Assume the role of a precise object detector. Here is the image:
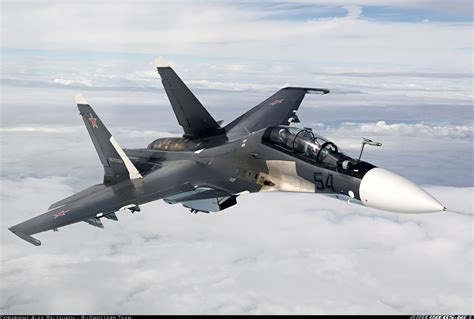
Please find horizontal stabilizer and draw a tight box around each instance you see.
[76,94,142,185]
[157,66,224,138]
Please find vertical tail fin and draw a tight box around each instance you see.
[156,60,224,139]
[76,94,142,185]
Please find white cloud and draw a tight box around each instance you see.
[329,121,474,139]
[0,126,81,133]
[0,83,471,186]
[1,1,472,72]
[1,175,472,314]
[187,79,276,91]
[53,78,92,87]
[0,95,472,313]
[343,5,363,19]
[1,2,472,312]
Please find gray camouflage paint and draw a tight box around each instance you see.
[9,66,372,246]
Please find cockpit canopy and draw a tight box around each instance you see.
[262,126,349,168]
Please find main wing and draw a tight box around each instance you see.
[9,181,197,246]
[224,87,329,140]
[8,94,199,246]
[8,161,198,246]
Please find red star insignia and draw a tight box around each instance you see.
[270,99,284,106]
[53,210,68,219]
[88,113,98,128]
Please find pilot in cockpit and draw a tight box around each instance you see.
[278,128,292,148]
[269,126,345,167]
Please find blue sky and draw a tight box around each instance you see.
[1,0,473,315]
[1,1,472,69]
[240,1,473,22]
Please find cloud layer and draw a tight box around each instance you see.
[1,0,472,314]
[1,176,472,314]
[1,86,472,313]
[1,1,472,72]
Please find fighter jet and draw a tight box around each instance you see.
[9,62,447,246]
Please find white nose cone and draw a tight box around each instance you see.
[359,168,445,213]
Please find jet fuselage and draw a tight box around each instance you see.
[9,63,447,246]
